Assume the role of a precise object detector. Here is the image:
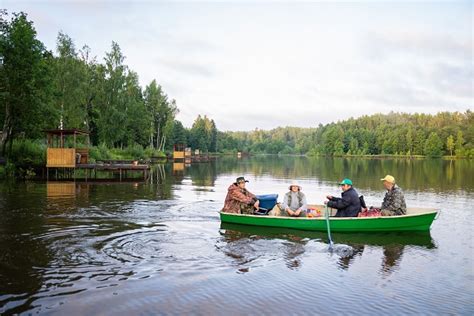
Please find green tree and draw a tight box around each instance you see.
[123,70,150,147]
[406,126,413,155]
[424,132,443,157]
[51,32,87,129]
[169,120,187,148]
[78,44,100,145]
[96,41,128,147]
[413,129,425,155]
[144,80,178,151]
[207,118,218,152]
[455,130,464,157]
[446,135,455,156]
[349,137,358,154]
[189,115,209,152]
[0,11,55,155]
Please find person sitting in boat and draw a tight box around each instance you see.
[281,183,307,217]
[221,176,260,214]
[379,175,407,216]
[324,178,361,217]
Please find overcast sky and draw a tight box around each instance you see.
[4,0,473,131]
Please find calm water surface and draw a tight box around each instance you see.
[1,157,473,315]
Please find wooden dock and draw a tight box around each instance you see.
[44,129,149,181]
[47,163,149,181]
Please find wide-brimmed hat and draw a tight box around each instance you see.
[380,175,395,184]
[289,183,302,190]
[235,176,249,184]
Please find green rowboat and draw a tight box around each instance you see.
[220,206,439,232]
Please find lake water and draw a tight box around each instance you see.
[1,157,473,315]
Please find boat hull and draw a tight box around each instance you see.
[220,210,438,232]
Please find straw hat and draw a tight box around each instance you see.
[289,183,302,191]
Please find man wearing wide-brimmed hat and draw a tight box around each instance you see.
[379,175,406,216]
[221,176,259,214]
[281,183,307,217]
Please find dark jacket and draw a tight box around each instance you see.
[327,187,361,217]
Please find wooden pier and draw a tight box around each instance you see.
[45,129,149,181]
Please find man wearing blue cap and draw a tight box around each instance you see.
[324,178,361,217]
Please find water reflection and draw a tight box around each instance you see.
[381,244,404,275]
[215,156,474,192]
[219,222,435,274]
[188,161,218,187]
[217,224,308,272]
[336,245,364,270]
[0,182,51,314]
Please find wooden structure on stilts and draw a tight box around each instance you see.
[45,129,149,181]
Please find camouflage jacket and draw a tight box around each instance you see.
[221,183,257,214]
[381,185,407,215]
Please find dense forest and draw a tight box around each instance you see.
[223,111,473,158]
[0,11,472,172]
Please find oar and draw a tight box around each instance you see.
[325,204,334,251]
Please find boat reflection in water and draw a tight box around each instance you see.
[218,223,308,272]
[219,222,435,273]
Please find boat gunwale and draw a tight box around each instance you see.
[220,209,439,220]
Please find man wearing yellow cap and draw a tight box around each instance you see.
[380,175,407,216]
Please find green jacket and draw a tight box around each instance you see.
[381,185,407,215]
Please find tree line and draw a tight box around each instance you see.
[219,112,473,158]
[0,11,472,161]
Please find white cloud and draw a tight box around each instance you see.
[4,1,473,130]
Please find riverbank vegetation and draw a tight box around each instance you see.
[0,11,472,179]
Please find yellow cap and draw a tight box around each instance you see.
[380,175,395,184]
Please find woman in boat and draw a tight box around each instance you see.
[281,183,307,217]
[379,175,407,216]
[221,176,260,214]
[325,178,361,217]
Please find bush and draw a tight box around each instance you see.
[9,139,46,166]
[123,144,145,159]
[3,162,16,177]
[89,143,112,162]
[144,146,166,158]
